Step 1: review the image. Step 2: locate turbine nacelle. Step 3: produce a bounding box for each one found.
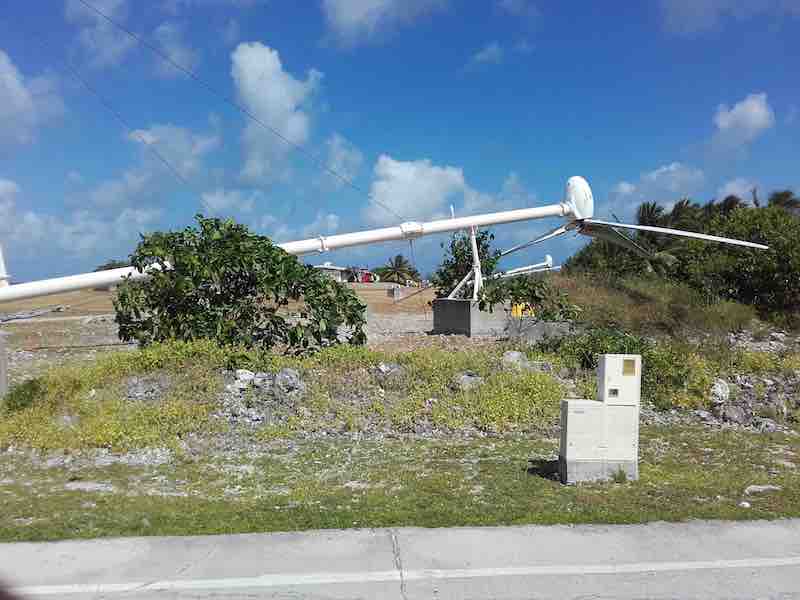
[563,175,594,220]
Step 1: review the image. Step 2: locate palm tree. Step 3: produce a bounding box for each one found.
[668,197,694,228]
[373,254,420,285]
[636,201,665,226]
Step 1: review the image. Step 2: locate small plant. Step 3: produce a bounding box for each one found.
[1,379,46,414]
[611,467,628,484]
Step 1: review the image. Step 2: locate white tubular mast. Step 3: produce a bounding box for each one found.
[0,202,569,304]
[0,244,9,288]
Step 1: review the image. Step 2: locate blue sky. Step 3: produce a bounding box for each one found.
[0,0,797,281]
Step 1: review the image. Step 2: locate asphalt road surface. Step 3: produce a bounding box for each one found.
[3,520,800,599]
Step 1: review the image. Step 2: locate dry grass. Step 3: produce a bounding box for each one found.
[349,283,436,315]
[553,273,757,335]
[0,289,115,317]
[0,284,436,318]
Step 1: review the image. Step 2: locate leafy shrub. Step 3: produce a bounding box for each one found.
[479,275,581,321]
[566,199,799,317]
[538,329,713,409]
[114,216,366,354]
[673,207,800,314]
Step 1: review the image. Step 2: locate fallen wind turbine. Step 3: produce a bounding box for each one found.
[0,177,768,304]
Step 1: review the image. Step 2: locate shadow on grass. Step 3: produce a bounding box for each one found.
[527,458,560,481]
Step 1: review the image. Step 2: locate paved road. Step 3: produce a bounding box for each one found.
[2,520,800,599]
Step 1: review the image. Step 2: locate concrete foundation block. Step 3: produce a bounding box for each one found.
[432,299,577,340]
[558,458,639,484]
[432,298,509,337]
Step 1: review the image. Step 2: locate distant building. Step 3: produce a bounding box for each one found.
[313,261,349,283]
[312,262,380,284]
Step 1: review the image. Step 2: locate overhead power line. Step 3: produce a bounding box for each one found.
[74,0,406,223]
[59,58,197,194]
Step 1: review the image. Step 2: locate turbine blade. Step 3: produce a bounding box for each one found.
[583,219,769,250]
[579,222,653,258]
[500,224,569,257]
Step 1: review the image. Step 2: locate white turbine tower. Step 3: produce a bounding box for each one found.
[0,177,769,304]
[0,243,9,288]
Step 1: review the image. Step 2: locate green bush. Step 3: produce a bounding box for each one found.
[565,198,799,317]
[538,329,713,409]
[479,275,581,321]
[114,216,367,354]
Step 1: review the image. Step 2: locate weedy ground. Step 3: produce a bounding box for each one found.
[1,275,799,542]
[1,427,798,542]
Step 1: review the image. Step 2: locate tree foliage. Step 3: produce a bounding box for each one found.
[373,254,420,284]
[94,259,131,272]
[113,216,367,354]
[566,193,800,314]
[431,229,501,298]
[479,276,581,321]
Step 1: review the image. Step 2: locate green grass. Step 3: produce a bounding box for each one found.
[3,338,800,451]
[1,426,798,542]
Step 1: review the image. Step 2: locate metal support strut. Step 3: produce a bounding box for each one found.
[447,226,483,300]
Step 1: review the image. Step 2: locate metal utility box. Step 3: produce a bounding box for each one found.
[559,354,641,484]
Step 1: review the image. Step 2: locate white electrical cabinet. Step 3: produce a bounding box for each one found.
[559,354,641,484]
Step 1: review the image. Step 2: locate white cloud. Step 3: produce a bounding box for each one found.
[0,178,20,222]
[82,122,219,211]
[470,42,504,66]
[363,155,515,224]
[322,0,447,46]
[231,42,322,183]
[661,0,800,34]
[711,92,775,152]
[0,177,160,258]
[301,211,341,238]
[500,172,537,206]
[65,0,137,69]
[641,162,705,193]
[0,50,65,147]
[323,133,364,188]
[364,154,466,224]
[222,18,240,45]
[717,177,756,200]
[498,0,539,18]
[200,188,259,215]
[152,22,200,77]
[256,210,340,242]
[612,181,637,195]
[608,162,705,216]
[127,123,220,179]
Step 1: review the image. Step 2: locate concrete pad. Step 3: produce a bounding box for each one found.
[1,528,398,587]
[4,521,800,599]
[393,520,800,570]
